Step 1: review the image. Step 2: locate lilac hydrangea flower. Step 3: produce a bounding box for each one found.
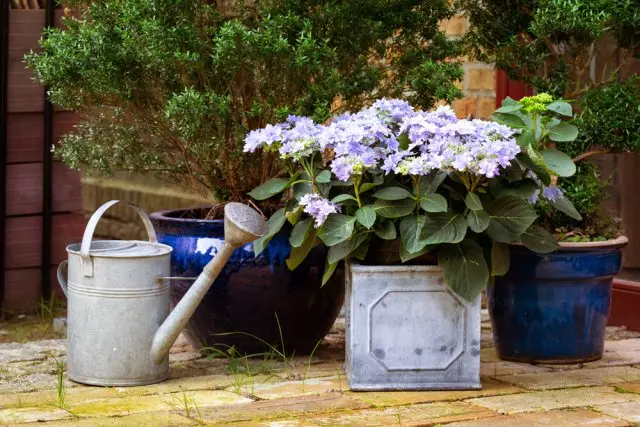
[298,193,340,227]
[243,123,288,153]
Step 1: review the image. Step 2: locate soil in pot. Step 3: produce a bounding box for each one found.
[149,207,345,355]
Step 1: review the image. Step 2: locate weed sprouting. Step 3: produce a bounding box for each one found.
[54,358,66,409]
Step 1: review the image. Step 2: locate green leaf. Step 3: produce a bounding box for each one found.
[492,112,526,129]
[289,218,313,248]
[418,172,447,196]
[318,214,356,246]
[485,196,538,243]
[516,129,535,147]
[517,154,551,186]
[547,101,573,117]
[248,178,290,200]
[521,224,559,253]
[541,149,576,177]
[467,210,490,233]
[399,215,428,254]
[548,122,578,142]
[398,133,410,150]
[420,211,467,245]
[400,245,433,263]
[501,96,518,106]
[374,221,396,240]
[360,173,385,193]
[489,179,538,199]
[356,206,376,229]
[491,242,510,276]
[439,239,489,301]
[495,104,523,113]
[286,230,316,270]
[373,198,416,218]
[352,239,370,260]
[327,234,367,264]
[253,208,286,256]
[551,197,583,221]
[316,170,332,183]
[420,193,448,213]
[465,193,483,211]
[373,186,414,200]
[331,194,357,204]
[321,260,338,287]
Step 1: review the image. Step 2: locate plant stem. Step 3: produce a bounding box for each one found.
[353,176,363,208]
[572,149,611,163]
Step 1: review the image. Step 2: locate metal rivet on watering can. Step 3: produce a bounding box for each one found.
[57,201,267,386]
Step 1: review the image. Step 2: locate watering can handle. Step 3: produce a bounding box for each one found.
[80,200,158,276]
[57,260,69,297]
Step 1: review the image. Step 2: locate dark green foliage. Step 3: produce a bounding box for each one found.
[462,0,640,240]
[27,0,463,202]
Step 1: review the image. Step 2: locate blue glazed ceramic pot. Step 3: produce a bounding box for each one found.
[488,237,628,363]
[150,208,345,355]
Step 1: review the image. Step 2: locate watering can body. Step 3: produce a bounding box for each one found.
[58,200,268,387]
[58,201,173,386]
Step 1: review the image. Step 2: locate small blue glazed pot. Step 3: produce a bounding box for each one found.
[150,207,345,355]
[488,236,628,364]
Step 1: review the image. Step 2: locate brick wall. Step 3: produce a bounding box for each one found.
[439,16,496,119]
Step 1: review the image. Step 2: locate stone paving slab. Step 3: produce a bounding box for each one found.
[230,401,497,426]
[346,378,523,407]
[228,376,344,400]
[444,408,631,427]
[495,366,640,390]
[197,393,369,424]
[594,401,640,423]
[67,389,251,417]
[467,386,640,414]
[0,406,73,425]
[23,412,196,426]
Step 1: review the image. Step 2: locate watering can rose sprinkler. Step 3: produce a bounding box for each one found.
[57,200,267,386]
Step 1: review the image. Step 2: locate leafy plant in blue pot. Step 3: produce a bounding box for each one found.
[244,98,566,389]
[26,0,464,353]
[490,94,628,364]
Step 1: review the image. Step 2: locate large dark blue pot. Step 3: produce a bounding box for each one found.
[488,237,627,364]
[150,208,345,355]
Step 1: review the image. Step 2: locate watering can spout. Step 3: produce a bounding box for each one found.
[150,203,268,364]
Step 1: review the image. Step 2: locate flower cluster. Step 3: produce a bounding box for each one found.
[298,193,340,227]
[244,98,520,182]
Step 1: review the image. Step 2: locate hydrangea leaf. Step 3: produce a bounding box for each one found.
[420,211,467,245]
[400,244,433,263]
[485,196,538,243]
[439,239,489,302]
[465,193,483,211]
[286,230,316,271]
[318,214,356,246]
[467,210,490,233]
[374,220,397,240]
[253,208,286,256]
[491,241,510,276]
[495,104,523,113]
[541,149,576,177]
[322,260,338,287]
[331,194,357,204]
[248,178,291,200]
[521,224,559,253]
[399,215,428,254]
[516,129,535,147]
[356,206,376,229]
[373,198,416,218]
[420,193,448,213]
[327,234,367,264]
[418,172,447,195]
[316,170,332,183]
[289,218,313,248]
[373,186,414,200]
[551,197,583,221]
[548,122,578,142]
[492,112,526,128]
[546,101,573,117]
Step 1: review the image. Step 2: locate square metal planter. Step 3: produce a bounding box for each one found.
[345,263,481,391]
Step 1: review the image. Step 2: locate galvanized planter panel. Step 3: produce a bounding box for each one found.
[345,264,481,391]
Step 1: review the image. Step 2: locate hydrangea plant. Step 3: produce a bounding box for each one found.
[244,99,578,301]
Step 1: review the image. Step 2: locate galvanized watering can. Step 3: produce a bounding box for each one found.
[57,200,267,386]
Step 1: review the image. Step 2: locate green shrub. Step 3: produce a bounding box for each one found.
[27,0,463,204]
